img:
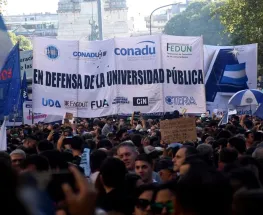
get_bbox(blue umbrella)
[228,89,263,106]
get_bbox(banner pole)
[32,109,34,125]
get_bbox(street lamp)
[97,0,103,40]
[149,3,181,35]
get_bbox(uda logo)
[42,98,61,108]
[45,45,59,60]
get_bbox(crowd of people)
[2,111,263,215]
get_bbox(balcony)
[57,2,81,13]
[104,0,127,10]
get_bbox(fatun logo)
[112,97,129,105]
[42,98,61,108]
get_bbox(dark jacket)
[97,188,133,215]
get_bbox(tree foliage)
[8,32,32,51]
[164,1,230,46]
[0,0,7,14]
[215,0,263,75]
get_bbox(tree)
[8,32,32,51]
[215,0,263,76]
[164,1,230,46]
[0,0,7,14]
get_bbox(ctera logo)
[73,50,107,60]
[115,41,156,56]
[45,45,59,60]
[91,99,109,109]
[165,96,197,106]
[42,98,61,108]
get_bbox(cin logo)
[42,98,61,108]
[91,99,109,109]
[133,97,149,106]
[45,45,59,60]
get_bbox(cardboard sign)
[160,118,197,143]
[65,112,73,120]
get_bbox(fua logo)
[114,41,156,56]
[42,98,61,108]
[91,99,109,109]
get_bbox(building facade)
[57,0,133,41]
[4,13,58,38]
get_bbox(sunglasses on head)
[136,199,151,210]
[151,201,174,214]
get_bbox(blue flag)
[0,15,13,71]
[21,71,28,103]
[206,49,248,102]
[0,43,21,118]
[254,103,263,120]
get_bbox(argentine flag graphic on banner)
[205,48,249,103]
[220,63,248,86]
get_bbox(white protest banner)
[114,35,163,114]
[20,50,33,78]
[23,101,47,125]
[204,44,257,113]
[0,120,7,151]
[32,35,206,118]
[162,35,206,113]
[23,101,63,125]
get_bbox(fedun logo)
[165,96,197,106]
[42,98,61,108]
[91,99,109,109]
[45,45,59,60]
[115,41,156,56]
[167,43,192,53]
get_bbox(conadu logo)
[115,41,156,60]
